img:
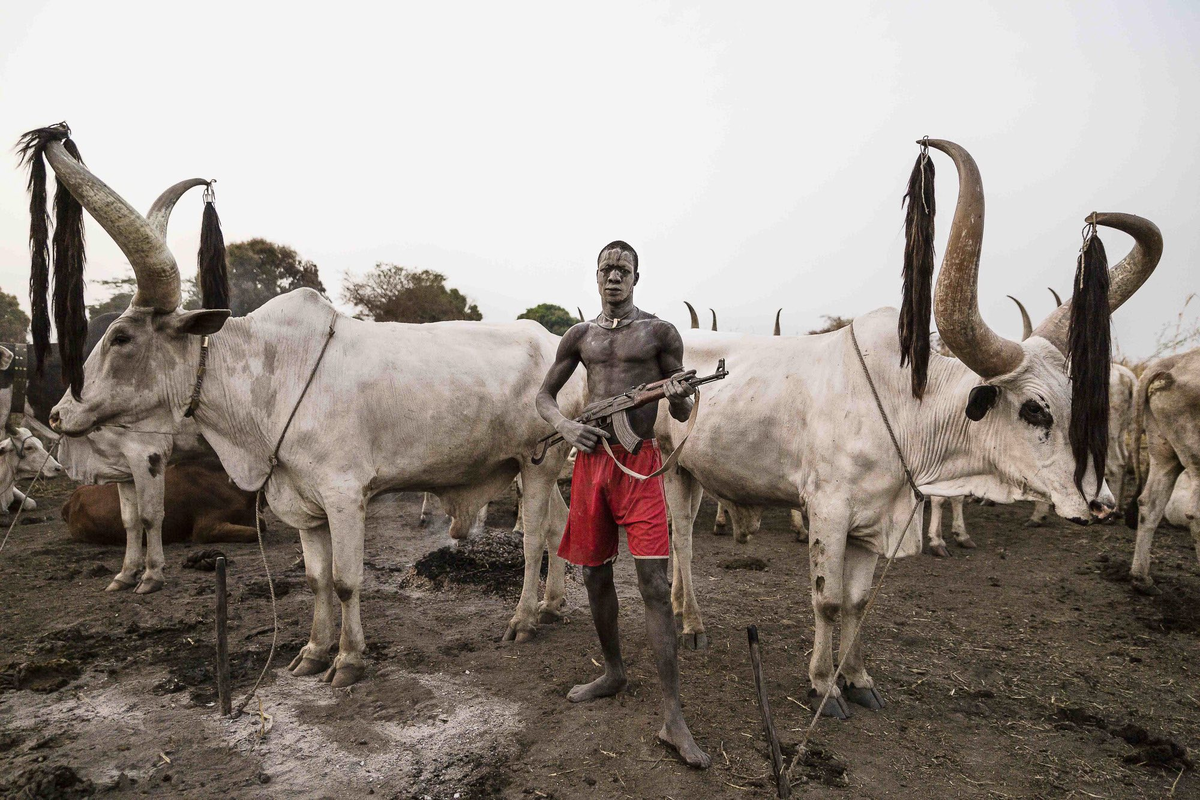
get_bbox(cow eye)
[1019,399,1053,429]
[112,333,132,346]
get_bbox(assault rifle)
[532,359,728,464]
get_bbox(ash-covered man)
[536,240,710,769]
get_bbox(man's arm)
[657,323,695,423]
[536,324,609,453]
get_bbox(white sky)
[1,0,1197,358]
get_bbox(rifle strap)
[601,390,700,481]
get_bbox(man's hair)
[598,240,638,271]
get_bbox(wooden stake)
[747,625,790,798]
[215,556,231,716]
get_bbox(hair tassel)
[899,139,936,399]
[1067,218,1112,495]
[198,182,230,310]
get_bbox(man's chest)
[579,328,660,368]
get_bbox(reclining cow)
[0,427,64,513]
[1125,346,1200,593]
[656,139,1157,717]
[62,461,257,546]
[33,127,584,688]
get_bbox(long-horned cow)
[657,140,1158,717]
[36,130,583,688]
[1125,347,1200,592]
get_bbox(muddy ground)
[1,476,1197,799]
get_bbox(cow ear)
[0,440,12,454]
[965,385,1001,421]
[0,347,12,371]
[173,309,231,337]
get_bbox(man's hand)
[664,376,696,404]
[557,419,610,453]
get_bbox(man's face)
[596,249,637,304]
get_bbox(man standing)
[536,240,710,769]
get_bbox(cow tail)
[1124,367,1155,529]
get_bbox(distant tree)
[807,314,852,335]
[342,263,482,323]
[518,303,575,335]
[0,290,30,342]
[87,275,136,318]
[183,238,325,316]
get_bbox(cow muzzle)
[1089,498,1115,522]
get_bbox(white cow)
[1126,347,1200,592]
[0,428,63,512]
[39,136,584,688]
[656,140,1157,717]
[1165,471,1195,528]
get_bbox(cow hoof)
[538,609,563,625]
[956,537,977,549]
[842,683,886,711]
[330,663,365,688]
[680,631,708,651]
[417,516,429,528]
[1131,577,1159,596]
[135,578,165,594]
[712,528,730,537]
[289,655,331,677]
[502,622,536,643]
[1023,519,1045,528]
[807,689,852,720]
[105,577,137,592]
[929,545,950,558]
[978,499,995,507]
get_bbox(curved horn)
[577,306,585,323]
[1048,287,1063,307]
[773,309,782,336]
[927,139,1023,379]
[684,301,699,329]
[1007,296,1033,341]
[709,308,717,331]
[43,141,180,311]
[146,178,209,239]
[1031,213,1164,352]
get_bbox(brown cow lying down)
[62,463,258,546]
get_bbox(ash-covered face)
[596,248,638,304]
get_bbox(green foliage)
[807,314,852,335]
[0,290,30,342]
[342,263,482,323]
[184,238,325,316]
[517,303,577,335]
[86,275,136,318]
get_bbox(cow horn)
[1031,213,1163,353]
[773,309,782,336]
[927,139,1024,379]
[710,309,717,331]
[146,178,209,239]
[1007,296,1033,341]
[577,307,585,323]
[42,141,181,311]
[684,301,699,329]
[1048,287,1063,307]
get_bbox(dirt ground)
[1,476,1197,799]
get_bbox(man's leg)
[634,558,711,769]
[568,563,628,702]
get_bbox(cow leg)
[290,524,336,676]
[194,522,259,544]
[505,458,568,640]
[467,503,489,537]
[807,505,851,719]
[927,496,950,558]
[663,466,706,649]
[10,488,35,512]
[512,474,524,535]
[108,481,143,591]
[713,500,728,535]
[1025,501,1052,527]
[132,468,168,594]
[731,504,760,545]
[838,542,884,710]
[951,496,975,548]
[324,501,368,687]
[418,492,432,527]
[790,507,809,541]
[1130,454,1184,593]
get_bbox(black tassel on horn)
[198,185,230,310]
[52,138,88,398]
[1067,224,1111,496]
[16,124,72,374]
[899,147,936,399]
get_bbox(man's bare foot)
[658,719,711,769]
[567,672,627,703]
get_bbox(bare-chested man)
[536,240,710,769]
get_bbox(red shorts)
[558,441,670,567]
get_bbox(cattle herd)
[2,124,1197,778]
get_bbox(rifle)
[532,359,728,464]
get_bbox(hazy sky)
[2,1,1197,358]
